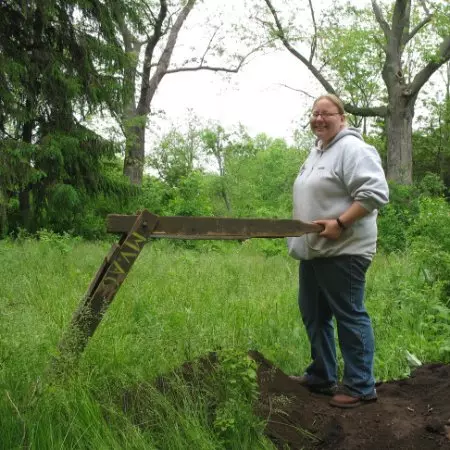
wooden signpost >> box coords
[54,210,322,372]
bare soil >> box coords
[123,351,450,449]
[251,351,450,450]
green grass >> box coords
[1,237,449,449]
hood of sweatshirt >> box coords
[318,127,364,150]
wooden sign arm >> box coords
[53,210,322,374]
[106,213,323,238]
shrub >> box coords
[377,183,419,252]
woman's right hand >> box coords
[313,219,343,240]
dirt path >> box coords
[251,351,450,449]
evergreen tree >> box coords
[0,0,132,234]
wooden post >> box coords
[53,210,158,372]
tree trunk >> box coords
[122,0,196,185]
[20,120,33,229]
[119,21,143,186]
[221,189,232,213]
[385,93,416,184]
[217,157,231,213]
[0,188,8,238]
[441,63,450,186]
[19,189,31,230]
[123,121,146,186]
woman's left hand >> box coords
[313,219,342,240]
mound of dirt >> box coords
[122,351,450,449]
[250,351,450,449]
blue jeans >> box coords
[299,255,375,396]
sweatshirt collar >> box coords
[315,127,364,151]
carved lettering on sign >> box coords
[94,229,148,304]
[118,250,138,264]
[103,276,121,288]
[111,260,125,274]
[131,231,146,246]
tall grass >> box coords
[1,237,449,449]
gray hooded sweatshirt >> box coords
[287,127,389,261]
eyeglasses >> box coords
[310,112,342,119]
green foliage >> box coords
[378,181,450,312]
[166,171,214,217]
[38,130,117,188]
[0,0,132,234]
[407,196,450,250]
[46,184,82,233]
[369,252,450,378]
[406,196,450,304]
[416,172,446,197]
[377,177,449,252]
[0,0,127,128]
[1,235,450,448]
[212,350,263,448]
[133,176,171,215]
[9,130,127,235]
[147,127,201,187]
[319,6,384,124]
[201,126,230,175]
[413,94,450,189]
[377,182,420,252]
[225,134,308,220]
[0,140,45,191]
[145,126,309,225]
[36,228,81,255]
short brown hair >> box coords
[313,94,345,115]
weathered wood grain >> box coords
[106,214,323,238]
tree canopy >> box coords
[0,0,132,234]
[259,0,450,183]
[1,0,450,239]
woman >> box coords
[287,94,389,408]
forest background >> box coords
[1,0,450,240]
[2,1,450,448]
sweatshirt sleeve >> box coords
[342,143,389,212]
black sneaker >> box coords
[290,375,338,396]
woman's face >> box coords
[310,98,345,145]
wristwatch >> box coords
[336,217,347,230]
